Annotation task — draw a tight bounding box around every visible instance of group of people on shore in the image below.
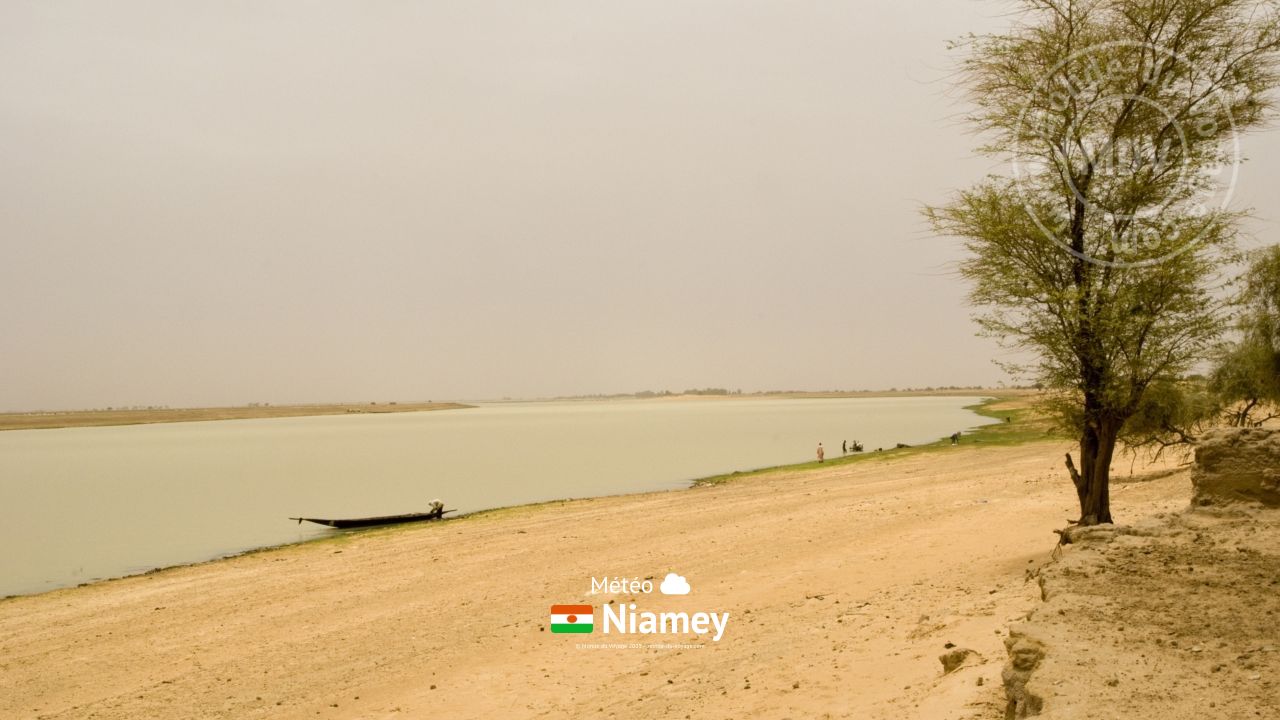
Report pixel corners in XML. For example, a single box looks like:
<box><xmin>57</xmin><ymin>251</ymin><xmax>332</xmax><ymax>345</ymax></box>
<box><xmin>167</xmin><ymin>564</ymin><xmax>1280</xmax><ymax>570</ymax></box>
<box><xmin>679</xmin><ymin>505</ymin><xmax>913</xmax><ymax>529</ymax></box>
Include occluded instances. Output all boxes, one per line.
<box><xmin>815</xmin><ymin>431</ymin><xmax>966</xmax><ymax>463</ymax></box>
<box><xmin>814</xmin><ymin>439</ymin><xmax>865</xmax><ymax>463</ymax></box>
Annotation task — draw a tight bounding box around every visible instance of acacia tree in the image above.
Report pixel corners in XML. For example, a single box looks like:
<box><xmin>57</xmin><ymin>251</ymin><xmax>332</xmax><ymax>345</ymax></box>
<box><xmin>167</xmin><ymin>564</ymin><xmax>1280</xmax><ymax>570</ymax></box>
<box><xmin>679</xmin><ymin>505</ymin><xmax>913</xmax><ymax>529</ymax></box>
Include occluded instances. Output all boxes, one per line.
<box><xmin>927</xmin><ymin>0</ymin><xmax>1280</xmax><ymax>525</ymax></box>
<box><xmin>1212</xmin><ymin>245</ymin><xmax>1280</xmax><ymax>425</ymax></box>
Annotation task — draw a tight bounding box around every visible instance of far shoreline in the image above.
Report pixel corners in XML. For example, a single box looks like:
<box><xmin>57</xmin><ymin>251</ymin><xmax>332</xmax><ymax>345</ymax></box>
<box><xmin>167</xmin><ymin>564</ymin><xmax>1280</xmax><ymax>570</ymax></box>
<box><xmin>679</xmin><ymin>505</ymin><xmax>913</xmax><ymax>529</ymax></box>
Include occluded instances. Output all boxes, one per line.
<box><xmin>524</xmin><ymin>387</ymin><xmax>1039</xmax><ymax>403</ymax></box>
<box><xmin>0</xmin><ymin>389</ymin><xmax>1035</xmax><ymax>432</ymax></box>
<box><xmin>0</xmin><ymin>401</ymin><xmax>474</xmax><ymax>432</ymax></box>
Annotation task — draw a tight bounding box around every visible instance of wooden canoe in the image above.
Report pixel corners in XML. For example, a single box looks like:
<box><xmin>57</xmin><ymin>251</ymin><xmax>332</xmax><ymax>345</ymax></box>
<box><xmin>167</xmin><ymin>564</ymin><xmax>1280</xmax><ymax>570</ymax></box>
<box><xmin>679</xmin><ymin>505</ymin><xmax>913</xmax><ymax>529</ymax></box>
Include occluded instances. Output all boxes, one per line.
<box><xmin>290</xmin><ymin>509</ymin><xmax>455</xmax><ymax>529</ymax></box>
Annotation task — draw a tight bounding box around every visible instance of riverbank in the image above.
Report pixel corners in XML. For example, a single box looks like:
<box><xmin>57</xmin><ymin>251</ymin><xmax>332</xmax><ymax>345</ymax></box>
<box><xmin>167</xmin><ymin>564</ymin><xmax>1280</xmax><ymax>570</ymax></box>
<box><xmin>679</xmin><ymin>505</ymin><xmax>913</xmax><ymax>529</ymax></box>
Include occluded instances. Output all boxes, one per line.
<box><xmin>0</xmin><ymin>435</ymin><xmax>1190</xmax><ymax>720</ymax></box>
<box><xmin>1004</xmin><ymin>504</ymin><xmax>1280</xmax><ymax>720</ymax></box>
<box><xmin>693</xmin><ymin>393</ymin><xmax>1052</xmax><ymax>485</ymax></box>
<box><xmin>0</xmin><ymin>402</ymin><xmax>473</xmax><ymax>432</ymax></box>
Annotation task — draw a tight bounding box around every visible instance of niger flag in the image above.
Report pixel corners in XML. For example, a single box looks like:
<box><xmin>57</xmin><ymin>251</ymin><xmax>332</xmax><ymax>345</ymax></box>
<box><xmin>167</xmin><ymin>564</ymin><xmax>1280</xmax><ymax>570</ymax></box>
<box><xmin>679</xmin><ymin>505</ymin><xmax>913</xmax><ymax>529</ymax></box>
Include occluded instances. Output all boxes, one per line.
<box><xmin>550</xmin><ymin>604</ymin><xmax>593</xmax><ymax>633</ymax></box>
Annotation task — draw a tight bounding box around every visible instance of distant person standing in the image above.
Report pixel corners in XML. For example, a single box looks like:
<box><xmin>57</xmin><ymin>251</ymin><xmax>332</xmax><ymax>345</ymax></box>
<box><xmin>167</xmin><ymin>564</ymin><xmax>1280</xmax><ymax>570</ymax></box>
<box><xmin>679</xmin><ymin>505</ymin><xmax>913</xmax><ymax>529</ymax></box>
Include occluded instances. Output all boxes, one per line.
<box><xmin>817</xmin><ymin>442</ymin><xmax>825</xmax><ymax>463</ymax></box>
<box><xmin>842</xmin><ymin>440</ymin><xmax>847</xmax><ymax>454</ymax></box>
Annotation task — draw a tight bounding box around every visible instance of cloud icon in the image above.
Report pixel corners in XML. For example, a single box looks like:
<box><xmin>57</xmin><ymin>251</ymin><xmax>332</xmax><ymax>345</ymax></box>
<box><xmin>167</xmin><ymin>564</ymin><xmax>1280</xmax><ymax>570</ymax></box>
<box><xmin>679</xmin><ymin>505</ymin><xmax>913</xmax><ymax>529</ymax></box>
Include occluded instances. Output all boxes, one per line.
<box><xmin>659</xmin><ymin>572</ymin><xmax>691</xmax><ymax>595</ymax></box>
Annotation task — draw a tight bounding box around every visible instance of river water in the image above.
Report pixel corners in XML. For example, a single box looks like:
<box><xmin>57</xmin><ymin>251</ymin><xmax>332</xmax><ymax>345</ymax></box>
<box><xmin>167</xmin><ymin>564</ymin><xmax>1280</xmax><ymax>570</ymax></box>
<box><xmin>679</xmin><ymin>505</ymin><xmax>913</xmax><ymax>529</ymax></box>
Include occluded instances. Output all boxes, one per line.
<box><xmin>0</xmin><ymin>396</ymin><xmax>993</xmax><ymax>596</ymax></box>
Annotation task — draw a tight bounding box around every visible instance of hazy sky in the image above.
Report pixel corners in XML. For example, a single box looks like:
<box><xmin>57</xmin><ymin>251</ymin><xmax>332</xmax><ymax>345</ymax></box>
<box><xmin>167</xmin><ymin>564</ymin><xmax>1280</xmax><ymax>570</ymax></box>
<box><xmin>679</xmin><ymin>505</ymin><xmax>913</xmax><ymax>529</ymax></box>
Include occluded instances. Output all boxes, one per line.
<box><xmin>3</xmin><ymin>1</ymin><xmax>1279</xmax><ymax>411</ymax></box>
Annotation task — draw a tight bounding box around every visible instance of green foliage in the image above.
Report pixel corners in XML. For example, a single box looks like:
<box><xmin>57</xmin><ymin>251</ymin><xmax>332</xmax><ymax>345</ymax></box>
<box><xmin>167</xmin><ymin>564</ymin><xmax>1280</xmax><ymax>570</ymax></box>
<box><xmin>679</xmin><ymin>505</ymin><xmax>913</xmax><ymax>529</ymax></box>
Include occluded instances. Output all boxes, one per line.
<box><xmin>1118</xmin><ymin>377</ymin><xmax>1217</xmax><ymax>448</ymax></box>
<box><xmin>1211</xmin><ymin>245</ymin><xmax>1280</xmax><ymax>424</ymax></box>
<box><xmin>682</xmin><ymin>388</ymin><xmax>731</xmax><ymax>396</ymax></box>
<box><xmin>927</xmin><ymin>0</ymin><xmax>1280</xmax><ymax>425</ymax></box>
<box><xmin>926</xmin><ymin>0</ymin><xmax>1280</xmax><ymax>523</ymax></box>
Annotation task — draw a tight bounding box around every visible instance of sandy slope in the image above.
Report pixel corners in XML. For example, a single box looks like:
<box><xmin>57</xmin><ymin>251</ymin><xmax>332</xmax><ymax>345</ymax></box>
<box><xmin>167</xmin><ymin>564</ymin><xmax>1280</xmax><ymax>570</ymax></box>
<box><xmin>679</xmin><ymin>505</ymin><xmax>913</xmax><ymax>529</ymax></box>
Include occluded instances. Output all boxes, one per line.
<box><xmin>0</xmin><ymin>441</ymin><xmax>1188</xmax><ymax>720</ymax></box>
<box><xmin>1010</xmin><ymin>503</ymin><xmax>1280</xmax><ymax>720</ymax></box>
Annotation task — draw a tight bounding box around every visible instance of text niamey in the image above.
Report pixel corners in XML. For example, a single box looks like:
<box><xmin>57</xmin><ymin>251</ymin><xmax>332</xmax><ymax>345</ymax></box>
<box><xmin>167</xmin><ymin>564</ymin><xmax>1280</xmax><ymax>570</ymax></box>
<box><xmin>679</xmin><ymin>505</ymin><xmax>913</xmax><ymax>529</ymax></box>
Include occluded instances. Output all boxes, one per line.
<box><xmin>602</xmin><ymin>603</ymin><xmax>730</xmax><ymax>642</ymax></box>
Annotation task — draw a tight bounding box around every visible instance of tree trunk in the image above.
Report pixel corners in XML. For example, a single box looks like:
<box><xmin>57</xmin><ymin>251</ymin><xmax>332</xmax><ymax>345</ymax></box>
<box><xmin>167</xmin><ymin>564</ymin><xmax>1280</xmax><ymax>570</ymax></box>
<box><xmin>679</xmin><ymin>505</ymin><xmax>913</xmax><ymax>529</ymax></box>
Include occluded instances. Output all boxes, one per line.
<box><xmin>1064</xmin><ymin>163</ymin><xmax>1118</xmax><ymax>525</ymax></box>
<box><xmin>1065</xmin><ymin>180</ymin><xmax>1115</xmax><ymax>525</ymax></box>
<box><xmin>1071</xmin><ymin>416</ymin><xmax>1117</xmax><ymax>526</ymax></box>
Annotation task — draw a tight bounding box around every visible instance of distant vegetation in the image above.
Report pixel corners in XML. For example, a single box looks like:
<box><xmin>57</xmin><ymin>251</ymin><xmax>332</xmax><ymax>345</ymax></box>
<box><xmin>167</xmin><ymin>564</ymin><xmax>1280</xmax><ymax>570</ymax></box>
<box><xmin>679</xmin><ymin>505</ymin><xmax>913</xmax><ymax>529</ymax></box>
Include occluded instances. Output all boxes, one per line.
<box><xmin>554</xmin><ymin>385</ymin><xmax>1033</xmax><ymax>401</ymax></box>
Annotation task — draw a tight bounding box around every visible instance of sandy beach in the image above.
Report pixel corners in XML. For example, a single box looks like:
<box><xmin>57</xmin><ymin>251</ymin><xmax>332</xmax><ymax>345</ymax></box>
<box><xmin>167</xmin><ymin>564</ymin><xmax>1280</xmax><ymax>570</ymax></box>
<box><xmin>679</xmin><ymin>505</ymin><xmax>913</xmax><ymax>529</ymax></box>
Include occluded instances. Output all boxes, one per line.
<box><xmin>0</xmin><ymin>438</ymin><xmax>1202</xmax><ymax>720</ymax></box>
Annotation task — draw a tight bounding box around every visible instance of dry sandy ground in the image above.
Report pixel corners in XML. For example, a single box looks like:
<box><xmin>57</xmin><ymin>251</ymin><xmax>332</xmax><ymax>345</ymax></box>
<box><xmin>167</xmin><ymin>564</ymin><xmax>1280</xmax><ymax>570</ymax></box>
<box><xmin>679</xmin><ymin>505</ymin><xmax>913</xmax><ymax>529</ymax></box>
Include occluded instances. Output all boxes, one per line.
<box><xmin>0</xmin><ymin>441</ymin><xmax>1191</xmax><ymax>720</ymax></box>
<box><xmin>1010</xmin><ymin>501</ymin><xmax>1280</xmax><ymax>720</ymax></box>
